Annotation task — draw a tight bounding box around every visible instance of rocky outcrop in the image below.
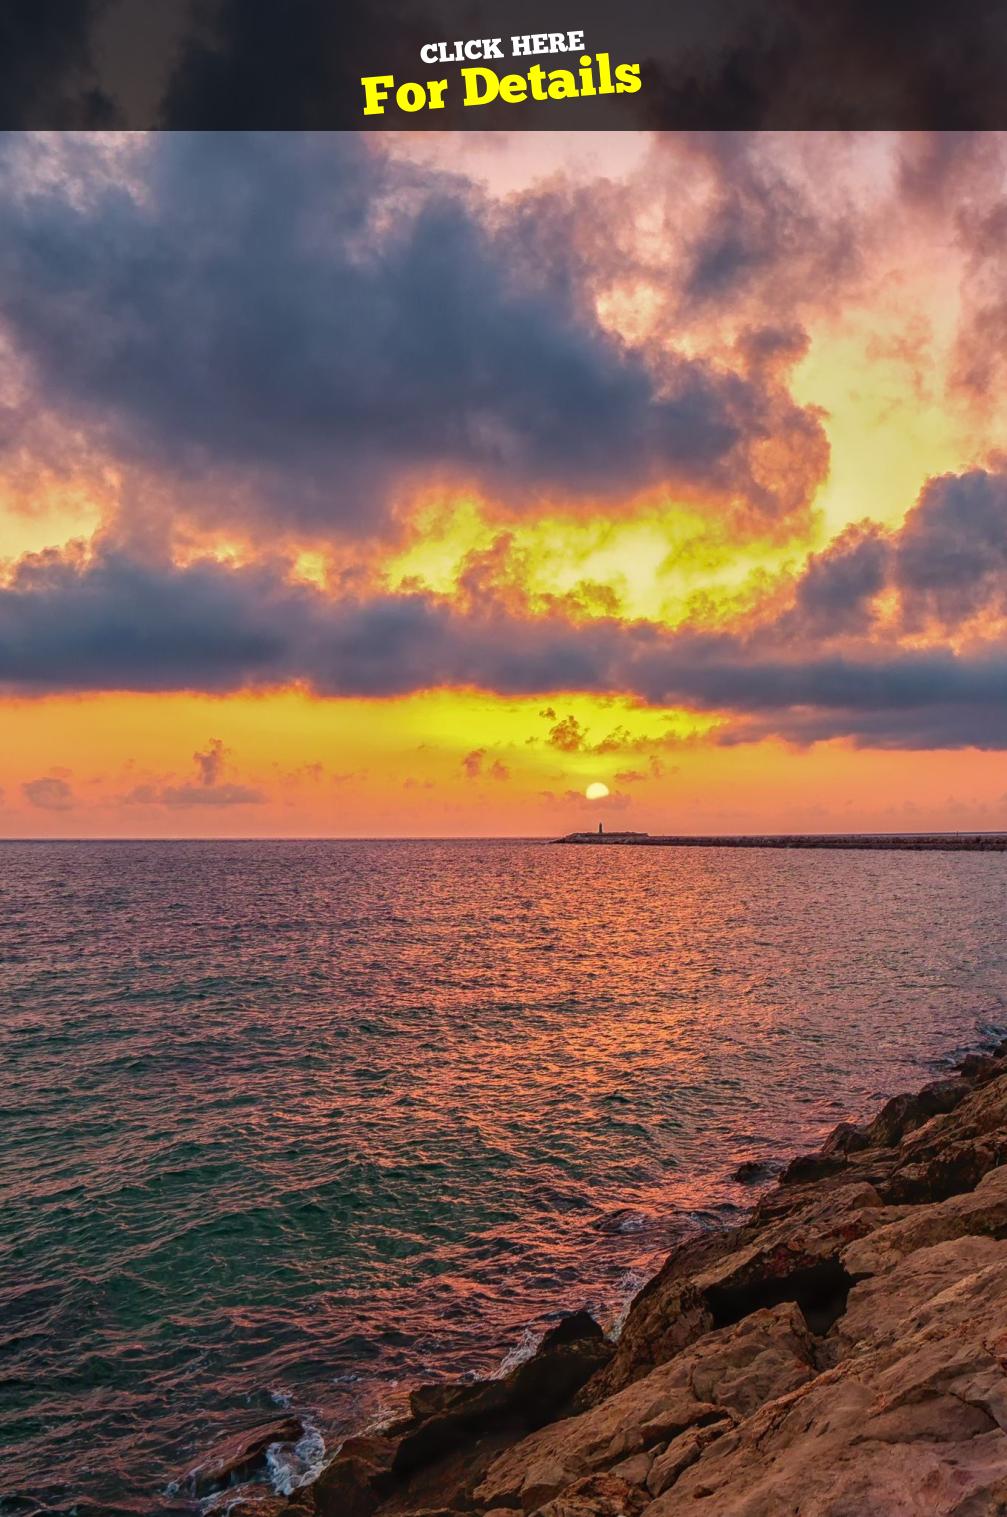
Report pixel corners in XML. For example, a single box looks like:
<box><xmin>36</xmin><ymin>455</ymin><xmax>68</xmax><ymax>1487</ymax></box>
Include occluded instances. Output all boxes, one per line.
<box><xmin>472</xmin><ymin>1301</ymin><xmax>815</xmax><ymax>1511</ymax></box>
<box><xmin>247</xmin><ymin>1039</ymin><xmax>1007</xmax><ymax>1516</ymax></box>
<box><xmin>307</xmin><ymin>1312</ymin><xmax>612</xmax><ymax>1516</ymax></box>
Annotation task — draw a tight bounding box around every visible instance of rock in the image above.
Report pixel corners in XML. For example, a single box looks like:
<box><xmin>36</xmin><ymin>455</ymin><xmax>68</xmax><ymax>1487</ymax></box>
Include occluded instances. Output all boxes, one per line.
<box><xmin>607</xmin><ymin>1449</ymin><xmax>653</xmax><ymax>1485</ymax></box>
<box><xmin>959</xmin><ymin>1053</ymin><xmax>1003</xmax><ymax>1084</ymax></box>
<box><xmin>310</xmin><ymin>1433</ymin><xmax>396</xmax><ymax>1517</ymax></box>
<box><xmin>865</xmin><ymin>1077</ymin><xmax>973</xmax><ymax>1146</ymax></box>
<box><xmin>575</xmin><ymin>1245</ymin><xmax>722</xmax><ymax>1407</ymax></box>
<box><xmin>692</xmin><ymin>1182</ymin><xmax>890</xmax><ymax>1333</ymax></box>
<box><xmin>209</xmin><ymin>1497</ymin><xmax>314</xmax><ymax>1517</ymax></box>
<box><xmin>779</xmin><ymin>1079</ymin><xmax>975</xmax><ymax>1189</ymax></box>
<box><xmin>732</xmin><ymin>1159</ymin><xmax>780</xmax><ymax>1184</ymax></box>
<box><xmin>590</xmin><ymin>1207</ymin><xmax>647</xmax><ymax>1234</ymax></box>
<box><xmin>182</xmin><ymin>1416</ymin><xmax>304</xmax><ymax>1498</ymax></box>
<box><xmin>531</xmin><ymin>1472</ymin><xmax>651</xmax><ymax>1515</ymax></box>
<box><xmin>779</xmin><ymin>1150</ymin><xmax>849</xmax><ymax>1185</ymax></box>
<box><xmin>834</xmin><ymin>1235</ymin><xmax>1007</xmax><ymax>1355</ymax></box>
<box><xmin>474</xmin><ymin>1302</ymin><xmax>814</xmax><ymax>1512</ymax></box>
<box><xmin>880</xmin><ymin>1071</ymin><xmax>1007</xmax><ymax>1203</ymax></box>
<box><xmin>843</xmin><ymin>1164</ymin><xmax>1007</xmax><ymax>1277</ymax></box>
<box><xmin>646</xmin><ymin>1417</ymin><xmax>731</xmax><ymax>1497</ymax></box>
<box><xmin>819</xmin><ymin>1120</ymin><xmax>870</xmax><ymax>1157</ymax></box>
<box><xmin>885</xmin><ymin>1134</ymin><xmax>1007</xmax><ymax>1204</ymax></box>
<box><xmin>390</xmin><ymin>1311</ymin><xmax>611</xmax><ymax>1478</ymax></box>
<box><xmin>648</xmin><ymin>1235</ymin><xmax>1007</xmax><ymax>1515</ymax></box>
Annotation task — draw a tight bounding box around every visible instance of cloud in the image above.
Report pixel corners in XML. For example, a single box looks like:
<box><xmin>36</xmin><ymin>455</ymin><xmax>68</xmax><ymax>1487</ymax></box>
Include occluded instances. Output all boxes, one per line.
<box><xmin>5</xmin><ymin>461</ymin><xmax>1007</xmax><ymax>749</ymax></box>
<box><xmin>546</xmin><ymin>715</ymin><xmax>586</xmax><ymax>752</ymax></box>
<box><xmin>22</xmin><ymin>774</ymin><xmax>74</xmax><ymax>810</ymax></box>
<box><xmin>157</xmin><ymin>781</ymin><xmax>264</xmax><ymax>807</ymax></box>
<box><xmin>790</xmin><ymin>523</ymin><xmax>892</xmax><ymax>637</ymax></box>
<box><xmin>461</xmin><ymin>749</ymin><xmax>484</xmax><ymax>778</ymax></box>
<box><xmin>542</xmin><ymin>712</ymin><xmax>683</xmax><ymax>758</ymax></box>
<box><xmin>461</xmin><ymin>748</ymin><xmax>509</xmax><ymax>780</ymax></box>
<box><xmin>159</xmin><ymin>0</ymin><xmax>429</xmax><ymax>129</ymax></box>
<box><xmin>193</xmin><ymin>737</ymin><xmax>226</xmax><ymax>787</ymax></box>
<box><xmin>123</xmin><ymin>737</ymin><xmax>265</xmax><ymax>806</ymax></box>
<box><xmin>894</xmin><ymin>469</ymin><xmax>1007</xmax><ymax>629</ymax></box>
<box><xmin>3</xmin><ymin>1</ymin><xmax>1005</xmax><ymax>134</ymax></box>
<box><xmin>0</xmin><ymin>132</ymin><xmax>829</xmax><ymax>545</ymax></box>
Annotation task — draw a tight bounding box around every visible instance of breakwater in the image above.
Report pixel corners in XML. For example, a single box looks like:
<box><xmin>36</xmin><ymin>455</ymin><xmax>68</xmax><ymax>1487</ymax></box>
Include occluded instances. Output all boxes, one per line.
<box><xmin>556</xmin><ymin>830</ymin><xmax>1007</xmax><ymax>851</ymax></box>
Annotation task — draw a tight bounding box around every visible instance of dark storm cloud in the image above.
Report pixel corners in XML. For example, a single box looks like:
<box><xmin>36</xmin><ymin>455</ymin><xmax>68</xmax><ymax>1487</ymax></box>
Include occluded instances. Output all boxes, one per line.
<box><xmin>719</xmin><ymin>700</ymin><xmax>1007</xmax><ymax>753</ymax></box>
<box><xmin>6</xmin><ymin>523</ymin><xmax>1007</xmax><ymax>748</ymax></box>
<box><xmin>895</xmin><ymin>469</ymin><xmax>1007</xmax><ymax>628</ymax></box>
<box><xmin>0</xmin><ymin>548</ymin><xmax>306</xmax><ymax>692</ymax></box>
<box><xmin>0</xmin><ymin>132</ymin><xmax>827</xmax><ymax>539</ymax></box>
<box><xmin>790</xmin><ymin>524</ymin><xmax>893</xmax><ymax>637</ymax></box>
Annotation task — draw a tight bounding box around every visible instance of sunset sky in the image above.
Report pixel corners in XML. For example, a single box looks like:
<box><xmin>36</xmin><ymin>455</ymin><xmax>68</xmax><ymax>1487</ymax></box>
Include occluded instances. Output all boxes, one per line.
<box><xmin>2</xmin><ymin>129</ymin><xmax>1007</xmax><ymax>837</ymax></box>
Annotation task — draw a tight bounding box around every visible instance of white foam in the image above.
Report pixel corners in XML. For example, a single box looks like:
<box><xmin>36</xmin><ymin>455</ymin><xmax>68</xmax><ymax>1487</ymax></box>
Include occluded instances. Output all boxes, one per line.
<box><xmin>607</xmin><ymin>1269</ymin><xmax>649</xmax><ymax>1341</ymax></box>
<box><xmin>492</xmin><ymin>1324</ymin><xmax>540</xmax><ymax>1379</ymax></box>
<box><xmin>265</xmin><ymin>1423</ymin><xmax>326</xmax><ymax>1496</ymax></box>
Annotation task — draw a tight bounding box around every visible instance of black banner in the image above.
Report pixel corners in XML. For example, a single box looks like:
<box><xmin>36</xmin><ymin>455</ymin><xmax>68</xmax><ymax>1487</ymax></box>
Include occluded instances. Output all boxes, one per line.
<box><xmin>3</xmin><ymin>0</ymin><xmax>1006</xmax><ymax>130</ymax></box>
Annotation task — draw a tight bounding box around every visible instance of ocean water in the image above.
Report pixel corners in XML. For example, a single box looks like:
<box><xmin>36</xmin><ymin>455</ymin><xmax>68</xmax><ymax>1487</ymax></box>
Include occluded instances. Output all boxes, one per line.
<box><xmin>3</xmin><ymin>839</ymin><xmax>1007</xmax><ymax>1514</ymax></box>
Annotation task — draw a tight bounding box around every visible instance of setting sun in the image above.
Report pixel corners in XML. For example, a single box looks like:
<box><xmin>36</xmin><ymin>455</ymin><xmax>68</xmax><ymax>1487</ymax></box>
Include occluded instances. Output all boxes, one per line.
<box><xmin>585</xmin><ymin>782</ymin><xmax>610</xmax><ymax>800</ymax></box>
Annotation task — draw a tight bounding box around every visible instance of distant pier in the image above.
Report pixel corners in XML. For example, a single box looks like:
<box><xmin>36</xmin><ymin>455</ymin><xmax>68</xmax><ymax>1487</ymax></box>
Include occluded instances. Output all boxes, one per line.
<box><xmin>554</xmin><ymin>831</ymin><xmax>1007</xmax><ymax>852</ymax></box>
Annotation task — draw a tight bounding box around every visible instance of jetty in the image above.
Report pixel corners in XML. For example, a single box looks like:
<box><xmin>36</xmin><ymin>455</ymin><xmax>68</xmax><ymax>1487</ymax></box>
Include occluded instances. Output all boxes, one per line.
<box><xmin>554</xmin><ymin>830</ymin><xmax>1007</xmax><ymax>851</ymax></box>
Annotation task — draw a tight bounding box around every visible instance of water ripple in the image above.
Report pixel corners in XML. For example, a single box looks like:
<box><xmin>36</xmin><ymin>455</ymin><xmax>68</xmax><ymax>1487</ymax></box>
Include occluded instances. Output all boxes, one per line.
<box><xmin>2</xmin><ymin>839</ymin><xmax>1006</xmax><ymax>1513</ymax></box>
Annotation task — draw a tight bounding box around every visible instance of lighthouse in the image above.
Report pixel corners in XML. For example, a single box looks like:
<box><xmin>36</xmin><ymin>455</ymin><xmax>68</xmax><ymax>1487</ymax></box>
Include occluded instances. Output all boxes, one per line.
<box><xmin>598</xmin><ymin>821</ymin><xmax>603</xmax><ymax>835</ymax></box>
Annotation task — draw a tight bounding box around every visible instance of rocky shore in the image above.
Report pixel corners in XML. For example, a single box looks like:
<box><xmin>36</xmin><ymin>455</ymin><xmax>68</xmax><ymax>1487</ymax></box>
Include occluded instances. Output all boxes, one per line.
<box><xmin>196</xmin><ymin>1041</ymin><xmax>1007</xmax><ymax>1516</ymax></box>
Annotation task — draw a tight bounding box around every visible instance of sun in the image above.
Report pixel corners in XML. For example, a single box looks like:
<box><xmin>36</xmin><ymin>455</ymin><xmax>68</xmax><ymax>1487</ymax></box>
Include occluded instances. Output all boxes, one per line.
<box><xmin>585</xmin><ymin>782</ymin><xmax>610</xmax><ymax>800</ymax></box>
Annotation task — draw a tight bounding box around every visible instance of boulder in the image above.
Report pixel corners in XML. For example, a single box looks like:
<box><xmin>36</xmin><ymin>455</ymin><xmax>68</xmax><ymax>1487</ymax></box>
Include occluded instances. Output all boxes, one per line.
<box><xmin>208</xmin><ymin>1497</ymin><xmax>314</xmax><ymax>1517</ymax></box>
<box><xmin>732</xmin><ymin>1159</ymin><xmax>781</xmax><ymax>1184</ymax></box>
<box><xmin>779</xmin><ymin>1078</ymin><xmax>975</xmax><ymax>1188</ymax></box>
<box><xmin>843</xmin><ymin>1165</ymin><xmax>1007</xmax><ymax>1278</ymax></box>
<box><xmin>574</xmin><ymin>1237</ymin><xmax>725</xmax><ymax>1407</ymax></box>
<box><xmin>880</xmin><ymin>1072</ymin><xmax>1007</xmax><ymax>1203</ymax></box>
<box><xmin>310</xmin><ymin>1433</ymin><xmax>397</xmax><ymax>1517</ymax></box>
<box><xmin>819</xmin><ymin>1119</ymin><xmax>870</xmax><ymax>1158</ymax></box>
<box><xmin>182</xmin><ymin>1416</ymin><xmax>304</xmax><ymax>1497</ymax></box>
<box><xmin>646</xmin><ymin>1417</ymin><xmax>732</xmax><ymax>1497</ymax></box>
<box><xmin>864</xmin><ymin>1077</ymin><xmax>972</xmax><ymax>1146</ymax></box>
<box><xmin>834</xmin><ymin>1235</ymin><xmax>1007</xmax><ymax>1354</ymax></box>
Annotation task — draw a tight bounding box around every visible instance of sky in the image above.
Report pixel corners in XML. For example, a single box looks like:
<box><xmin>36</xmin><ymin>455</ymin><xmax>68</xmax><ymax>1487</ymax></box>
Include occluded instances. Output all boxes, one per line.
<box><xmin>2</xmin><ymin>129</ymin><xmax>1007</xmax><ymax>837</ymax></box>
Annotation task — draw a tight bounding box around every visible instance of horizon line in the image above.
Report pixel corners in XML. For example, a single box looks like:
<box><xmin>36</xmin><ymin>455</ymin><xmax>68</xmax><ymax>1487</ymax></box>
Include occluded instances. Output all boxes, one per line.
<box><xmin>3</xmin><ymin>829</ymin><xmax>1007</xmax><ymax>844</ymax></box>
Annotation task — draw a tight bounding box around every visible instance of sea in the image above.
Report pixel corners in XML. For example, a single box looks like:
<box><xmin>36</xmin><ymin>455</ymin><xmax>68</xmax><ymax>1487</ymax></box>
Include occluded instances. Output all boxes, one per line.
<box><xmin>3</xmin><ymin>838</ymin><xmax>1007</xmax><ymax>1514</ymax></box>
